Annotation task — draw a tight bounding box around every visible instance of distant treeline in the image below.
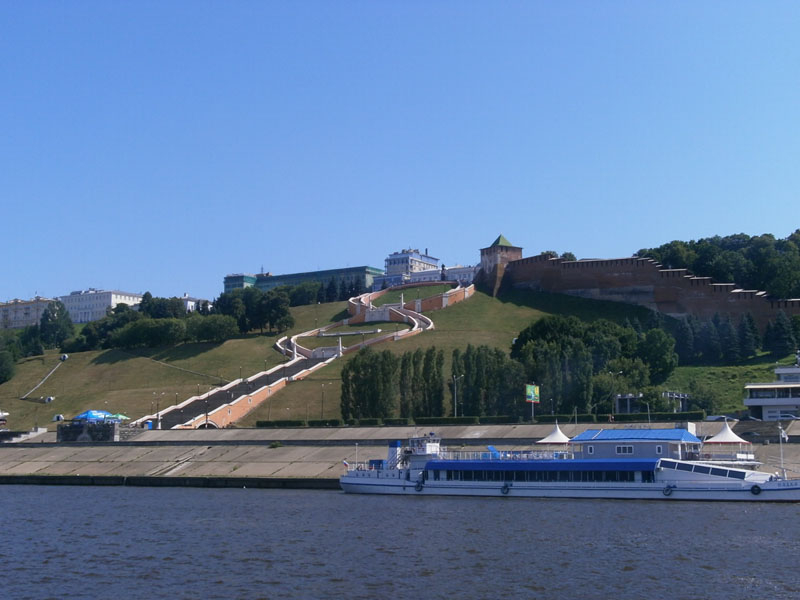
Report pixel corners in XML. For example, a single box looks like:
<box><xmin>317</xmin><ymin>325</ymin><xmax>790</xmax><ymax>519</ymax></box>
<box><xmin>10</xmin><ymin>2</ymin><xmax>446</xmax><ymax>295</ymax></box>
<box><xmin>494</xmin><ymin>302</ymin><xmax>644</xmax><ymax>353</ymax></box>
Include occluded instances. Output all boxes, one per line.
<box><xmin>1</xmin><ymin>275</ymin><xmax>363</xmax><ymax>365</ymax></box>
<box><xmin>639</xmin><ymin>230</ymin><xmax>800</xmax><ymax>299</ymax></box>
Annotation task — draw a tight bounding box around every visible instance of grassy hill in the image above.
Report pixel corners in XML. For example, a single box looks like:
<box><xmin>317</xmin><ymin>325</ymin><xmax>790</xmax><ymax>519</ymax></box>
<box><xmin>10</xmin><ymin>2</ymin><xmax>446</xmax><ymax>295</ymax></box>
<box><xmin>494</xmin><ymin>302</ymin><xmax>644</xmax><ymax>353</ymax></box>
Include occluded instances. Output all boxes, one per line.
<box><xmin>0</xmin><ymin>288</ymin><xmax>785</xmax><ymax>430</ymax></box>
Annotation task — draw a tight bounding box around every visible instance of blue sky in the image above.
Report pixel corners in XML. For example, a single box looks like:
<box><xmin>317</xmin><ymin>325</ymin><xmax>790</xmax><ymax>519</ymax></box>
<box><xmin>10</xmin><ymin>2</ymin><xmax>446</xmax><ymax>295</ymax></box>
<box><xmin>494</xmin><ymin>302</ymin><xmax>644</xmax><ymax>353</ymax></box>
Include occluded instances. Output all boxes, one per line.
<box><xmin>3</xmin><ymin>2</ymin><xmax>799</xmax><ymax>302</ymax></box>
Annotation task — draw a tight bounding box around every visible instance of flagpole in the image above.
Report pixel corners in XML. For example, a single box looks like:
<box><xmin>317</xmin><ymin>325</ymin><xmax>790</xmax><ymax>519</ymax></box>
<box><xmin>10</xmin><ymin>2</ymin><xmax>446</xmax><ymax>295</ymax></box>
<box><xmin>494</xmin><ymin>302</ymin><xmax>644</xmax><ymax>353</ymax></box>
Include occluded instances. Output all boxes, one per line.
<box><xmin>779</xmin><ymin>424</ymin><xmax>787</xmax><ymax>479</ymax></box>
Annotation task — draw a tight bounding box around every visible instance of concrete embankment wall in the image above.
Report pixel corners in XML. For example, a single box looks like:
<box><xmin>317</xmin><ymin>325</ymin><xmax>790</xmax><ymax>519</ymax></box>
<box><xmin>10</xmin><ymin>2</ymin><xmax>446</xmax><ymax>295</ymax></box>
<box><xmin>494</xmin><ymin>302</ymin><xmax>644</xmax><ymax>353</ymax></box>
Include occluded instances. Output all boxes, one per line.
<box><xmin>2</xmin><ymin>424</ymin><xmax>799</xmax><ymax>488</ymax></box>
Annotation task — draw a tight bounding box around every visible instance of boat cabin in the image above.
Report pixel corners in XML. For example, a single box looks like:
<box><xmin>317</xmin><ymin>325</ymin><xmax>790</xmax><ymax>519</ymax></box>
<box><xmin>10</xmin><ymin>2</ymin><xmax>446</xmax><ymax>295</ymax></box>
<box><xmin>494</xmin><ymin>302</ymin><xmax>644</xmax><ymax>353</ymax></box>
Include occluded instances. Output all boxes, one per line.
<box><xmin>569</xmin><ymin>428</ymin><xmax>702</xmax><ymax>461</ymax></box>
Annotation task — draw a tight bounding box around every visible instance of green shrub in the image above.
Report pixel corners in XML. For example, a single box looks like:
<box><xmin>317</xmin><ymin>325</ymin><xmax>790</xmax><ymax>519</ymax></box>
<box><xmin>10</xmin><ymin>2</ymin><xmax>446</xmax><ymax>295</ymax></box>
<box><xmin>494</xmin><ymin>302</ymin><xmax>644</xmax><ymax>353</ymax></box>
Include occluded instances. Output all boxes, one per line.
<box><xmin>414</xmin><ymin>416</ymin><xmax>480</xmax><ymax>425</ymax></box>
<box><xmin>479</xmin><ymin>415</ymin><xmax>521</xmax><ymax>425</ymax></box>
<box><xmin>255</xmin><ymin>419</ymin><xmax>307</xmax><ymax>428</ymax></box>
<box><xmin>383</xmin><ymin>418</ymin><xmax>414</xmax><ymax>426</ymax></box>
<box><xmin>597</xmin><ymin>411</ymin><xmax>705</xmax><ymax>423</ymax></box>
<box><xmin>535</xmin><ymin>414</ymin><xmax>597</xmax><ymax>424</ymax></box>
<box><xmin>306</xmin><ymin>419</ymin><xmax>342</xmax><ymax>427</ymax></box>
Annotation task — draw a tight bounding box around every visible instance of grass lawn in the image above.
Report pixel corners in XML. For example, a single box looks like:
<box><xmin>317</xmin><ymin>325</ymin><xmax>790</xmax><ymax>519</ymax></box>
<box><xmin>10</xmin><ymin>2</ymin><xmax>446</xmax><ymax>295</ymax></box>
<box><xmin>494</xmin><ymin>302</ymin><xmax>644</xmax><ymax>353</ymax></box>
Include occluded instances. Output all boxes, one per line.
<box><xmin>2</xmin><ymin>287</ymin><xmax>789</xmax><ymax>429</ymax></box>
<box><xmin>371</xmin><ymin>284</ymin><xmax>454</xmax><ymax>307</ymax></box>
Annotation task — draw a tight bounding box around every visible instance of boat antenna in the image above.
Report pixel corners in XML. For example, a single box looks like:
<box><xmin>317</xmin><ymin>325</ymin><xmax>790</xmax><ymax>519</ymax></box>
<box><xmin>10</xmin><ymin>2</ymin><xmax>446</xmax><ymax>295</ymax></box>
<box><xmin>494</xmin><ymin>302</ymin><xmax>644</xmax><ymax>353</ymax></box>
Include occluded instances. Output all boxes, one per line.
<box><xmin>778</xmin><ymin>423</ymin><xmax>788</xmax><ymax>479</ymax></box>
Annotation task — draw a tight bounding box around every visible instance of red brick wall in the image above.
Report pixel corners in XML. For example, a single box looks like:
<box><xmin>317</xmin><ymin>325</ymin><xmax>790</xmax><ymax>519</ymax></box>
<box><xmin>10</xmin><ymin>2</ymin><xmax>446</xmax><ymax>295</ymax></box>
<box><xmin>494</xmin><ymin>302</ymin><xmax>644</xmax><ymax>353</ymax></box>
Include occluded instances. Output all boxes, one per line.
<box><xmin>507</xmin><ymin>254</ymin><xmax>800</xmax><ymax>332</ymax></box>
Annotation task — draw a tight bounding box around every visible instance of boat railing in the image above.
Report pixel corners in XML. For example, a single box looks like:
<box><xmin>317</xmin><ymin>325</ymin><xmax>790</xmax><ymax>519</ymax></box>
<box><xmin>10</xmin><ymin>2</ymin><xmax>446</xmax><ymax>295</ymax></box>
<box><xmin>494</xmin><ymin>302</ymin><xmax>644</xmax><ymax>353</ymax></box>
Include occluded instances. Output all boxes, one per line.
<box><xmin>692</xmin><ymin>450</ymin><xmax>757</xmax><ymax>462</ymax></box>
<box><xmin>435</xmin><ymin>450</ymin><xmax>574</xmax><ymax>461</ymax></box>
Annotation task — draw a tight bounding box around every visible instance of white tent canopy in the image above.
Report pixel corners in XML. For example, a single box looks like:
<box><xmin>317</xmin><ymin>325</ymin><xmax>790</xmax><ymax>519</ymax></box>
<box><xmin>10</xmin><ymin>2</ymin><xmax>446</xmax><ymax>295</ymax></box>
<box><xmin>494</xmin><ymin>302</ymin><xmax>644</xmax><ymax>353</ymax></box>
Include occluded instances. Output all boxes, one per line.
<box><xmin>704</xmin><ymin>420</ymin><xmax>750</xmax><ymax>445</ymax></box>
<box><xmin>536</xmin><ymin>422</ymin><xmax>571</xmax><ymax>444</ymax></box>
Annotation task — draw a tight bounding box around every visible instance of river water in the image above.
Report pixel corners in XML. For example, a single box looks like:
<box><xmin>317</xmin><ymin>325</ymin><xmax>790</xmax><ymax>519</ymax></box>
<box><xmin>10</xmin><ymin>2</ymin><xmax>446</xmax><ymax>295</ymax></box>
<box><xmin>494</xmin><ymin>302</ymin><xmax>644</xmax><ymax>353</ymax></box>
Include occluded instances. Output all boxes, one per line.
<box><xmin>2</xmin><ymin>485</ymin><xmax>799</xmax><ymax>600</ymax></box>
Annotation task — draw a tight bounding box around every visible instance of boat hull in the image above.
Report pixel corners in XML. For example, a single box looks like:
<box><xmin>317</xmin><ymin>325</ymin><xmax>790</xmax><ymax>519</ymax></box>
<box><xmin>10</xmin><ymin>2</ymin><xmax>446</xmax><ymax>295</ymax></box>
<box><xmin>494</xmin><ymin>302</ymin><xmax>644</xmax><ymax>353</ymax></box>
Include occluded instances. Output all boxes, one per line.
<box><xmin>339</xmin><ymin>477</ymin><xmax>800</xmax><ymax>501</ymax></box>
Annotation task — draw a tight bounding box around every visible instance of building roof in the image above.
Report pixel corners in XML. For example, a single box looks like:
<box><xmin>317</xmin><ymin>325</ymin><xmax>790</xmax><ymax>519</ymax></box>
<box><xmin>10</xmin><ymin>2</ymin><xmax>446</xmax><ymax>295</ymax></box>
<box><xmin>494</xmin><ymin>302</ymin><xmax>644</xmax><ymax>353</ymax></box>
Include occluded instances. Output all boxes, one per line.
<box><xmin>490</xmin><ymin>234</ymin><xmax>514</xmax><ymax>248</ymax></box>
<box><xmin>570</xmin><ymin>428</ymin><xmax>702</xmax><ymax>444</ymax></box>
<box><xmin>703</xmin><ymin>421</ymin><xmax>750</xmax><ymax>444</ymax></box>
<box><xmin>535</xmin><ymin>422</ymin><xmax>571</xmax><ymax>444</ymax></box>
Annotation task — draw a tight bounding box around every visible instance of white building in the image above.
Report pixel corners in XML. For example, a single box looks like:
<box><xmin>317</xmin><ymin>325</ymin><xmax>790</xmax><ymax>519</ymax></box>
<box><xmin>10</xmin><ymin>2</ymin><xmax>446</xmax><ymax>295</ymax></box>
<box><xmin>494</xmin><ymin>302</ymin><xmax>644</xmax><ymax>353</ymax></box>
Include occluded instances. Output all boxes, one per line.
<box><xmin>0</xmin><ymin>297</ymin><xmax>54</xmax><ymax>329</ymax></box>
<box><xmin>743</xmin><ymin>355</ymin><xmax>800</xmax><ymax>420</ymax></box>
<box><xmin>59</xmin><ymin>289</ymin><xmax>143</xmax><ymax>324</ymax></box>
<box><xmin>180</xmin><ymin>293</ymin><xmax>210</xmax><ymax>312</ymax></box>
<box><xmin>385</xmin><ymin>248</ymin><xmax>439</xmax><ymax>277</ymax></box>
<box><xmin>442</xmin><ymin>264</ymin><xmax>480</xmax><ymax>285</ymax></box>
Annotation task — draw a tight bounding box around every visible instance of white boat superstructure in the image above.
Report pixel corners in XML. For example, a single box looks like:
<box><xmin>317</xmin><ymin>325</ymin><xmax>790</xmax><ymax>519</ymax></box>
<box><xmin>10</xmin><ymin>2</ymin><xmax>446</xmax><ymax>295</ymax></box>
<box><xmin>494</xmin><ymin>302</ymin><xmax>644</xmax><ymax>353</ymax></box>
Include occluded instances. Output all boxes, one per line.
<box><xmin>340</xmin><ymin>429</ymin><xmax>800</xmax><ymax>501</ymax></box>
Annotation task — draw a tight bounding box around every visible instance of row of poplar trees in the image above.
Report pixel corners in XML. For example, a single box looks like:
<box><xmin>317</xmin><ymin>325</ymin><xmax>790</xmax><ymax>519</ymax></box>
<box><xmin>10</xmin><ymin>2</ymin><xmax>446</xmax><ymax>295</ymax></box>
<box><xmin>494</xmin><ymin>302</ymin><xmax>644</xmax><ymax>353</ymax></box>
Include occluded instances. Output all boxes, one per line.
<box><xmin>339</xmin><ymin>344</ymin><xmax>527</xmax><ymax>421</ymax></box>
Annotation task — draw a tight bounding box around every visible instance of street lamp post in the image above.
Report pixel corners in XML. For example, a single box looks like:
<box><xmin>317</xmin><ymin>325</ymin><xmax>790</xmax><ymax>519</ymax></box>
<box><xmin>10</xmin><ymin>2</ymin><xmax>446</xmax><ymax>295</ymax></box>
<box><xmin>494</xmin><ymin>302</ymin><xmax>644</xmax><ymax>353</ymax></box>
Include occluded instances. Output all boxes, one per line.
<box><xmin>321</xmin><ymin>383</ymin><xmax>327</xmax><ymax>420</ymax></box>
<box><xmin>452</xmin><ymin>374</ymin><xmax>464</xmax><ymax>418</ymax></box>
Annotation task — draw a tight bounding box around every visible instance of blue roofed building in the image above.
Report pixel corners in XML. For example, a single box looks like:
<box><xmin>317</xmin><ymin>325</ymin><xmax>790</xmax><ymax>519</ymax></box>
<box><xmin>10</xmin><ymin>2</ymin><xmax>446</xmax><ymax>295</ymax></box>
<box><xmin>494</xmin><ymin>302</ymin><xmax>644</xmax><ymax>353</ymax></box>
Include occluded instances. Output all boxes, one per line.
<box><xmin>569</xmin><ymin>427</ymin><xmax>702</xmax><ymax>461</ymax></box>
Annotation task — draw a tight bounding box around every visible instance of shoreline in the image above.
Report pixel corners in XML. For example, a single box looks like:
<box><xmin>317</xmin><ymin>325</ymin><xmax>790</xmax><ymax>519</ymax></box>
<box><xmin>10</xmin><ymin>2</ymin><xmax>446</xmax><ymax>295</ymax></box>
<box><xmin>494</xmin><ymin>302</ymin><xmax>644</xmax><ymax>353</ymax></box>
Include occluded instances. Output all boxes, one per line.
<box><xmin>0</xmin><ymin>474</ymin><xmax>340</xmax><ymax>489</ymax></box>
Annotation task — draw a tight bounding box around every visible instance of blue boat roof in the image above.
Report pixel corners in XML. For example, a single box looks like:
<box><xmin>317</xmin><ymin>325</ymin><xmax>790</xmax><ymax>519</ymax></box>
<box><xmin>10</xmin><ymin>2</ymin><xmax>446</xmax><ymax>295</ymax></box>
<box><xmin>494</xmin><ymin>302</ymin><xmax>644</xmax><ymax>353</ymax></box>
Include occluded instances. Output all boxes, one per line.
<box><xmin>570</xmin><ymin>428</ymin><xmax>702</xmax><ymax>443</ymax></box>
<box><xmin>425</xmin><ymin>458</ymin><xmax>659</xmax><ymax>472</ymax></box>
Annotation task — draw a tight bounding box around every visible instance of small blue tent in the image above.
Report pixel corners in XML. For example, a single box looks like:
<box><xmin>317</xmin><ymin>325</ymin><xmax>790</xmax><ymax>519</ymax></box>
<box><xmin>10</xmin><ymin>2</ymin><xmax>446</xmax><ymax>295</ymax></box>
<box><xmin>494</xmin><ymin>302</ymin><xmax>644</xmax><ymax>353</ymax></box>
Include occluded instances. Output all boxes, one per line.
<box><xmin>72</xmin><ymin>410</ymin><xmax>113</xmax><ymax>422</ymax></box>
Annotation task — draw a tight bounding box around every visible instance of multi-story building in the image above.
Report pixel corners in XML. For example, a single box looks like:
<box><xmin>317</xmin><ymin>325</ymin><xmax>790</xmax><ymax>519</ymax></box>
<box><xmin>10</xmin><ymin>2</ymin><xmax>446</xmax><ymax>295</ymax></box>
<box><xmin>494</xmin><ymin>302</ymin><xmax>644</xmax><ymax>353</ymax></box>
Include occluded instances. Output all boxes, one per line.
<box><xmin>385</xmin><ymin>248</ymin><xmax>439</xmax><ymax>276</ymax></box>
<box><xmin>744</xmin><ymin>356</ymin><xmax>800</xmax><ymax>420</ymax></box>
<box><xmin>373</xmin><ymin>249</ymin><xmax>441</xmax><ymax>289</ymax></box>
<box><xmin>224</xmin><ymin>266</ymin><xmax>384</xmax><ymax>295</ymax></box>
<box><xmin>59</xmin><ymin>289</ymin><xmax>143</xmax><ymax>324</ymax></box>
<box><xmin>223</xmin><ymin>274</ymin><xmax>257</xmax><ymax>293</ymax></box>
<box><xmin>0</xmin><ymin>297</ymin><xmax>54</xmax><ymax>329</ymax></box>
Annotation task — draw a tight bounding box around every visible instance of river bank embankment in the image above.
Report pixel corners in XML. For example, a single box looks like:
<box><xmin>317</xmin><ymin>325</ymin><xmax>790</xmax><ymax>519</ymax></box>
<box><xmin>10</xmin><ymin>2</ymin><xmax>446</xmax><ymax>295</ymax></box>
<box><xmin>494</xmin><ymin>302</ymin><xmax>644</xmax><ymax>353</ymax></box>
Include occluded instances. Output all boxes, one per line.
<box><xmin>1</xmin><ymin>422</ymin><xmax>798</xmax><ymax>489</ymax></box>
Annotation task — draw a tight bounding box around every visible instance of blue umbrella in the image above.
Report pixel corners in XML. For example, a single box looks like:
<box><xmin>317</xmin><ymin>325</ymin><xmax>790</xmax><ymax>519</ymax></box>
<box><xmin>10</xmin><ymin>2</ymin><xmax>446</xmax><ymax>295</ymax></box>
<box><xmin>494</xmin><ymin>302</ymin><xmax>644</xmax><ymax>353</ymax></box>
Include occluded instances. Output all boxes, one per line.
<box><xmin>72</xmin><ymin>410</ymin><xmax>113</xmax><ymax>422</ymax></box>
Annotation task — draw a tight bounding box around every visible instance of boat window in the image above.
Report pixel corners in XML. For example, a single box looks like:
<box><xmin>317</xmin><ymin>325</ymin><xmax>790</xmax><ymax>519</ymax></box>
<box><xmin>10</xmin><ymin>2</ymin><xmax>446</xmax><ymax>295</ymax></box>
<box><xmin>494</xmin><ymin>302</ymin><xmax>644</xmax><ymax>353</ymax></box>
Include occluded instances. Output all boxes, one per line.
<box><xmin>616</xmin><ymin>445</ymin><xmax>634</xmax><ymax>455</ymax></box>
<box><xmin>728</xmin><ymin>471</ymin><xmax>746</xmax><ymax>480</ymax></box>
<box><xmin>641</xmin><ymin>470</ymin><xmax>654</xmax><ymax>483</ymax></box>
<box><xmin>710</xmin><ymin>468</ymin><xmax>728</xmax><ymax>477</ymax></box>
<box><xmin>587</xmin><ymin>445</ymin><xmax>594</xmax><ymax>455</ymax></box>
<box><xmin>676</xmin><ymin>463</ymin><xmax>693</xmax><ymax>472</ymax></box>
<box><xmin>693</xmin><ymin>465</ymin><xmax>711</xmax><ymax>474</ymax></box>
<box><xmin>660</xmin><ymin>461</ymin><xmax>676</xmax><ymax>470</ymax></box>
<box><xmin>656</xmin><ymin>445</ymin><xmax>662</xmax><ymax>455</ymax></box>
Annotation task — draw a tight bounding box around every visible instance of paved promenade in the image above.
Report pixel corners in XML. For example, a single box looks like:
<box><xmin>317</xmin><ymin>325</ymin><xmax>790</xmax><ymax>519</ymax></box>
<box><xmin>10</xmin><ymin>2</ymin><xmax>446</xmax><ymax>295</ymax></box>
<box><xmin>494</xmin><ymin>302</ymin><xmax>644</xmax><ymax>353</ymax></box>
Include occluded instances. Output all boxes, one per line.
<box><xmin>1</xmin><ymin>423</ymin><xmax>799</xmax><ymax>486</ymax></box>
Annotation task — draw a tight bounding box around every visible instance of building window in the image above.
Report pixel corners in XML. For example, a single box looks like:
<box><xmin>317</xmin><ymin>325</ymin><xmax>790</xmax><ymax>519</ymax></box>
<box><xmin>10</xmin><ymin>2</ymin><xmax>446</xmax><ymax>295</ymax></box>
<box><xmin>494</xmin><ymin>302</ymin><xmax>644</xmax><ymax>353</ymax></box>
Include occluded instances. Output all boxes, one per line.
<box><xmin>587</xmin><ymin>445</ymin><xmax>594</xmax><ymax>455</ymax></box>
<box><xmin>615</xmin><ymin>445</ymin><xmax>634</xmax><ymax>455</ymax></box>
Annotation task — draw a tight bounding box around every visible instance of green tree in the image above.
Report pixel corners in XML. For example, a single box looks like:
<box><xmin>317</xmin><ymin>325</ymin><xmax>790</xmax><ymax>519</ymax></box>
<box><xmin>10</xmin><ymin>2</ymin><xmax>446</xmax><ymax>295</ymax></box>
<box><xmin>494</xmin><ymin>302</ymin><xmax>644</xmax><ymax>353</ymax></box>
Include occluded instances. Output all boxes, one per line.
<box><xmin>39</xmin><ymin>301</ymin><xmax>74</xmax><ymax>348</ymax></box>
<box><xmin>213</xmin><ymin>291</ymin><xmax>247</xmax><ymax>333</ymax></box>
<box><xmin>340</xmin><ymin>348</ymin><xmax>399</xmax><ymax>419</ymax></box>
<box><xmin>767</xmin><ymin>311</ymin><xmax>797</xmax><ymax>357</ymax></box>
<box><xmin>716</xmin><ymin>316</ymin><xmax>740</xmax><ymax>365</ymax></box>
<box><xmin>186</xmin><ymin>314</ymin><xmax>239</xmax><ymax>343</ymax></box>
<box><xmin>19</xmin><ymin>325</ymin><xmax>43</xmax><ymax>357</ymax></box>
<box><xmin>411</xmin><ymin>348</ymin><xmax>425</xmax><ymax>416</ymax></box>
<box><xmin>636</xmin><ymin>329</ymin><xmax>678</xmax><ymax>384</ymax></box>
<box><xmin>399</xmin><ymin>351</ymin><xmax>413</xmax><ymax>418</ymax></box>
<box><xmin>265</xmin><ymin>290</ymin><xmax>293</xmax><ymax>332</ymax></box>
<box><xmin>325</xmin><ymin>278</ymin><xmax>338</xmax><ymax>303</ymax></box>
<box><xmin>289</xmin><ymin>282</ymin><xmax>322</xmax><ymax>307</ymax></box>
<box><xmin>737</xmin><ymin>313</ymin><xmax>759</xmax><ymax>359</ymax></box>
<box><xmin>0</xmin><ymin>350</ymin><xmax>15</xmax><ymax>384</ymax></box>
<box><xmin>674</xmin><ymin>318</ymin><xmax>695</xmax><ymax>364</ymax></box>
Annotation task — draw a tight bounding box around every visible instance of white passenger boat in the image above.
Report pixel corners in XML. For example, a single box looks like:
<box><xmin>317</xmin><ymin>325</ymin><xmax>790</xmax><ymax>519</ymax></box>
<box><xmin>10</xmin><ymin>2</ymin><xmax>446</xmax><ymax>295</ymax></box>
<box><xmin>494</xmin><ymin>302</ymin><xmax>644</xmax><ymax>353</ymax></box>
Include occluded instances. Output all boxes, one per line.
<box><xmin>340</xmin><ymin>427</ymin><xmax>800</xmax><ymax>501</ymax></box>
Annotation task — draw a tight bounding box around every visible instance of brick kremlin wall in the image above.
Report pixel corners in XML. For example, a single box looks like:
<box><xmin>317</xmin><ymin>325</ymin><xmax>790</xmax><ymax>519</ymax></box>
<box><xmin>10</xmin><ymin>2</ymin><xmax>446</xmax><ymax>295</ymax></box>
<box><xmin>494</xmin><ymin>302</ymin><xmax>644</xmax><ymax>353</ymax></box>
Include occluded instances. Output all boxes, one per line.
<box><xmin>506</xmin><ymin>254</ymin><xmax>800</xmax><ymax>332</ymax></box>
